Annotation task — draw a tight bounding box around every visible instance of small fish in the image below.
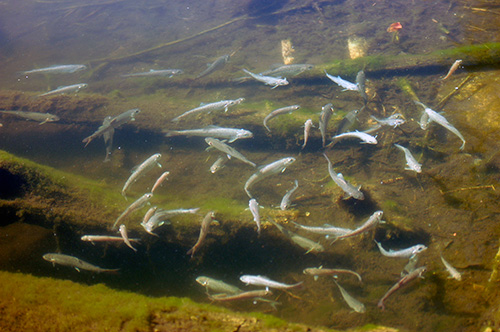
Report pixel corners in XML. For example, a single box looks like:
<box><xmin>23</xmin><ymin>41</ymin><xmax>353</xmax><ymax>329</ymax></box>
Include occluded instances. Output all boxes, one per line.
<box><xmin>370</xmin><ymin>113</ymin><xmax>405</xmax><ymax>128</ymax></box>
<box><xmin>303</xmin><ymin>266</ymin><xmax>362</xmax><ymax>283</ymax></box>
<box><xmin>187</xmin><ymin>211</ymin><xmax>216</xmax><ymax>257</ymax></box>
<box><xmin>141</xmin><ymin>208</ymin><xmax>199</xmax><ymax>235</ymax></box>
<box><xmin>244</xmin><ymin>157</ymin><xmax>296</xmax><ymax>198</ymax></box>
<box><xmin>119</xmin><ymin>224</ymin><xmax>137</xmax><ymax>252</ymax></box>
<box><xmin>0</xmin><ymin>110</ymin><xmax>59</xmax><ymax>124</ymax></box>
<box><xmin>280</xmin><ymin>180</ymin><xmax>299</xmax><ymax>210</ymax></box>
<box><xmin>20</xmin><ymin>64</ymin><xmax>87</xmax><ymax>75</ymax></box>
<box><xmin>331</xmin><ymin>130</ymin><xmax>377</xmax><ymax>144</ymax></box>
<box><xmin>43</xmin><ymin>253</ymin><xmax>119</xmax><ymax>273</ymax></box>
<box><xmin>121</xmin><ymin>153</ymin><xmax>162</xmax><ymax>198</ymax></box>
<box><xmin>335</xmin><ymin>109</ymin><xmax>360</xmax><ymax>135</ymax></box>
<box><xmin>323</xmin><ymin>153</ymin><xmax>364</xmax><ymax>200</ymax></box>
<box><xmin>172</xmin><ymin>98</ymin><xmax>244</xmax><ymax>122</ymax></box>
<box><xmin>242</xmin><ymin>69</ymin><xmax>288</xmax><ymax>89</ymax></box>
<box><xmin>81</xmin><ymin>235</ymin><xmax>140</xmax><ymax>243</ymax></box>
<box><xmin>302</xmin><ymin>119</ymin><xmax>314</xmax><ymax>149</ymax></box>
<box><xmin>442</xmin><ymin>59</ymin><xmax>462</xmax><ymax>80</ymax></box>
<box><xmin>319</xmin><ymin>103</ymin><xmax>334</xmax><ymax>147</ymax></box>
<box><xmin>441</xmin><ymin>255</ymin><xmax>462</xmax><ymax>281</ymax></box>
<box><xmin>325</xmin><ymin>70</ymin><xmax>358</xmax><ymax>91</ymax></box>
<box><xmin>205</xmin><ymin>137</ymin><xmax>256</xmax><ymax>167</ymax></box>
<box><xmin>334</xmin><ymin>211</ymin><xmax>384</xmax><ymax>241</ymax></box>
<box><xmin>260</xmin><ymin>64</ymin><xmax>314</xmax><ymax>77</ymax></box>
<box><xmin>268</xmin><ymin>218</ymin><xmax>325</xmax><ymax>254</ymax></box>
<box><xmin>210</xmin><ymin>155</ymin><xmax>228</xmax><ymax>173</ymax></box>
<box><xmin>122</xmin><ymin>69</ymin><xmax>183</xmax><ymax>78</ymax></box>
<box><xmin>291</xmin><ymin>221</ymin><xmax>352</xmax><ymax>237</ymax></box>
<box><xmin>248</xmin><ymin>198</ymin><xmax>261</xmax><ymax>235</ymax></box>
<box><xmin>83</xmin><ymin>109</ymin><xmax>141</xmax><ymax>147</ymax></box>
<box><xmin>197</xmin><ymin>54</ymin><xmax>230</xmax><ymax>79</ymax></box>
<box><xmin>378</xmin><ymin>266</ymin><xmax>427</xmax><ymax>310</ymax></box>
<box><xmin>415</xmin><ymin>101</ymin><xmax>466</xmax><ymax>150</ymax></box>
<box><xmin>334</xmin><ymin>280</ymin><xmax>366</xmax><ymax>313</ymax></box>
<box><xmin>142</xmin><ymin>206</ymin><xmax>158</xmax><ymax>225</ymax></box>
<box><xmin>151</xmin><ymin>171</ymin><xmax>170</xmax><ymax>193</ymax></box>
<box><xmin>394</xmin><ymin>144</ymin><xmax>422</xmax><ymax>173</ymax></box>
<box><xmin>240</xmin><ymin>275</ymin><xmax>303</xmax><ymax>289</ymax></box>
<box><xmin>209</xmin><ymin>289</ymin><xmax>273</xmax><ymax>302</ymax></box>
<box><xmin>402</xmin><ymin>254</ymin><xmax>419</xmax><ymax>277</ymax></box>
<box><xmin>196</xmin><ymin>276</ymin><xmax>243</xmax><ymax>295</ymax></box>
<box><xmin>263</xmin><ymin>105</ymin><xmax>300</xmax><ymax>132</ymax></box>
<box><xmin>356</xmin><ymin>70</ymin><xmax>368</xmax><ymax>104</ymax></box>
<box><xmin>112</xmin><ymin>193</ymin><xmax>153</xmax><ymax>230</ymax></box>
<box><xmin>165</xmin><ymin>125</ymin><xmax>253</xmax><ymax>143</ymax></box>
<box><xmin>102</xmin><ymin>116</ymin><xmax>114</xmax><ymax>162</ymax></box>
<box><xmin>375</xmin><ymin>240</ymin><xmax>427</xmax><ymax>258</ymax></box>
<box><xmin>38</xmin><ymin>83</ymin><xmax>87</xmax><ymax>97</ymax></box>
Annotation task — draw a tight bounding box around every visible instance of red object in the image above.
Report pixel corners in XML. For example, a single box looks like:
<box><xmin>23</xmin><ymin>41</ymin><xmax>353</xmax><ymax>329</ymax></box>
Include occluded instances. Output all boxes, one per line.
<box><xmin>387</xmin><ymin>22</ymin><xmax>403</xmax><ymax>33</ymax></box>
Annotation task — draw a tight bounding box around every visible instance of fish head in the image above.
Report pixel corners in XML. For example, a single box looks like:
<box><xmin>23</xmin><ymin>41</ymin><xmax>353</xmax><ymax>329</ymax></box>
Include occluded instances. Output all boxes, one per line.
<box><xmin>42</xmin><ymin>254</ymin><xmax>56</xmax><ymax>262</ymax></box>
<box><xmin>79</xmin><ymin>83</ymin><xmax>88</xmax><ymax>89</ymax></box>
<box><xmin>279</xmin><ymin>78</ymin><xmax>289</xmax><ymax>86</ymax></box>
<box><xmin>195</xmin><ymin>276</ymin><xmax>209</xmax><ymax>286</ymax></box>
<box><xmin>153</xmin><ymin>153</ymin><xmax>162</xmax><ymax>161</ymax></box>
<box><xmin>374</xmin><ymin>210</ymin><xmax>384</xmax><ymax>220</ymax></box>
<box><xmin>236</xmin><ymin>129</ymin><xmax>253</xmax><ymax>139</ymax></box>
<box><xmin>119</xmin><ymin>224</ymin><xmax>126</xmax><ymax>232</ymax></box>
<box><xmin>352</xmin><ymin>191</ymin><xmax>365</xmax><ymax>200</ymax></box>
<box><xmin>48</xmin><ymin>114</ymin><xmax>60</xmax><ymax>121</ymax></box>
<box><xmin>282</xmin><ymin>157</ymin><xmax>296</xmax><ymax>166</ymax></box>
<box><xmin>173</xmin><ymin>69</ymin><xmax>184</xmax><ymax>75</ymax></box>
<box><xmin>413</xmin><ymin>245</ymin><xmax>427</xmax><ymax>255</ymax></box>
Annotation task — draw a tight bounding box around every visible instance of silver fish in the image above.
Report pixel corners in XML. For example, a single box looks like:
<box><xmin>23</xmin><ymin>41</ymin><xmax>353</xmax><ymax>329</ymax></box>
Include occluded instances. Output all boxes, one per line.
<box><xmin>242</xmin><ymin>69</ymin><xmax>288</xmax><ymax>89</ymax></box>
<box><xmin>112</xmin><ymin>193</ymin><xmax>153</xmax><ymax>229</ymax></box>
<box><xmin>280</xmin><ymin>180</ymin><xmax>299</xmax><ymax>210</ymax></box>
<box><xmin>441</xmin><ymin>255</ymin><xmax>462</xmax><ymax>281</ymax></box>
<box><xmin>319</xmin><ymin>103</ymin><xmax>334</xmax><ymax>147</ymax></box>
<box><xmin>335</xmin><ymin>211</ymin><xmax>384</xmax><ymax>241</ymax></box>
<box><xmin>83</xmin><ymin>109</ymin><xmax>140</xmax><ymax>147</ymax></box>
<box><xmin>122</xmin><ymin>69</ymin><xmax>183</xmax><ymax>78</ymax></box>
<box><xmin>38</xmin><ymin>83</ymin><xmax>87</xmax><ymax>97</ymax></box>
<box><xmin>196</xmin><ymin>276</ymin><xmax>243</xmax><ymax>295</ymax></box>
<box><xmin>334</xmin><ymin>280</ymin><xmax>366</xmax><ymax>313</ymax></box>
<box><xmin>325</xmin><ymin>70</ymin><xmax>358</xmax><ymax>91</ymax></box>
<box><xmin>21</xmin><ymin>64</ymin><xmax>86</xmax><ymax>75</ymax></box>
<box><xmin>260</xmin><ymin>64</ymin><xmax>314</xmax><ymax>77</ymax></box>
<box><xmin>205</xmin><ymin>137</ymin><xmax>256</xmax><ymax>167</ymax></box>
<box><xmin>102</xmin><ymin>116</ymin><xmax>114</xmax><ymax>162</ymax></box>
<box><xmin>415</xmin><ymin>101</ymin><xmax>466</xmax><ymax>150</ymax></box>
<box><xmin>172</xmin><ymin>98</ymin><xmax>244</xmax><ymax>122</ymax></box>
<box><xmin>122</xmin><ymin>153</ymin><xmax>162</xmax><ymax>198</ymax></box>
<box><xmin>375</xmin><ymin>240</ymin><xmax>427</xmax><ymax>258</ymax></box>
<box><xmin>248</xmin><ymin>198</ymin><xmax>261</xmax><ymax>235</ymax></box>
<box><xmin>165</xmin><ymin>125</ymin><xmax>253</xmax><ymax>143</ymax></box>
<box><xmin>331</xmin><ymin>130</ymin><xmax>377</xmax><ymax>144</ymax></box>
<box><xmin>291</xmin><ymin>221</ymin><xmax>352</xmax><ymax>237</ymax></box>
<box><xmin>119</xmin><ymin>224</ymin><xmax>137</xmax><ymax>252</ymax></box>
<box><xmin>151</xmin><ymin>171</ymin><xmax>170</xmax><ymax>193</ymax></box>
<box><xmin>197</xmin><ymin>54</ymin><xmax>230</xmax><ymax>79</ymax></box>
<box><xmin>370</xmin><ymin>113</ymin><xmax>405</xmax><ymax>128</ymax></box>
<box><xmin>209</xmin><ymin>289</ymin><xmax>273</xmax><ymax>302</ymax></box>
<box><xmin>210</xmin><ymin>155</ymin><xmax>229</xmax><ymax>173</ymax></box>
<box><xmin>323</xmin><ymin>153</ymin><xmax>364</xmax><ymax>200</ymax></box>
<box><xmin>141</xmin><ymin>207</ymin><xmax>199</xmax><ymax>235</ymax></box>
<box><xmin>43</xmin><ymin>253</ymin><xmax>119</xmax><ymax>273</ymax></box>
<box><xmin>268</xmin><ymin>218</ymin><xmax>325</xmax><ymax>254</ymax></box>
<box><xmin>378</xmin><ymin>266</ymin><xmax>427</xmax><ymax>310</ymax></box>
<box><xmin>240</xmin><ymin>275</ymin><xmax>303</xmax><ymax>289</ymax></box>
<box><xmin>0</xmin><ymin>110</ymin><xmax>59</xmax><ymax>124</ymax></box>
<box><xmin>302</xmin><ymin>119</ymin><xmax>314</xmax><ymax>149</ymax></box>
<box><xmin>394</xmin><ymin>144</ymin><xmax>422</xmax><ymax>173</ymax></box>
<box><xmin>187</xmin><ymin>211</ymin><xmax>216</xmax><ymax>257</ymax></box>
<box><xmin>336</xmin><ymin>109</ymin><xmax>359</xmax><ymax>135</ymax></box>
<box><xmin>244</xmin><ymin>157</ymin><xmax>296</xmax><ymax>198</ymax></box>
<box><xmin>356</xmin><ymin>70</ymin><xmax>367</xmax><ymax>104</ymax></box>
<box><xmin>303</xmin><ymin>266</ymin><xmax>362</xmax><ymax>283</ymax></box>
<box><xmin>442</xmin><ymin>59</ymin><xmax>462</xmax><ymax>80</ymax></box>
<box><xmin>263</xmin><ymin>105</ymin><xmax>300</xmax><ymax>132</ymax></box>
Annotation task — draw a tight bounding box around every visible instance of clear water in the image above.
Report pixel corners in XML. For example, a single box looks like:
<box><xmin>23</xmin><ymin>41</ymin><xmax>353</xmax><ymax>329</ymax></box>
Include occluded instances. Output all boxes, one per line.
<box><xmin>1</xmin><ymin>0</ymin><xmax>500</xmax><ymax>331</ymax></box>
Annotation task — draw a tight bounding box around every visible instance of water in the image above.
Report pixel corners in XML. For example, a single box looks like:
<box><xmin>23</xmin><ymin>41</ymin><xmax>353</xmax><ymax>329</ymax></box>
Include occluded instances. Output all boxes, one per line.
<box><xmin>1</xmin><ymin>0</ymin><xmax>500</xmax><ymax>331</ymax></box>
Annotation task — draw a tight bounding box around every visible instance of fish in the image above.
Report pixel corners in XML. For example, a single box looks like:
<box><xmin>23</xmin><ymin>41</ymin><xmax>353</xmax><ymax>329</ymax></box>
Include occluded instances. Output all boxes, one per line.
<box><xmin>442</xmin><ymin>59</ymin><xmax>462</xmax><ymax>80</ymax></box>
<box><xmin>209</xmin><ymin>289</ymin><xmax>273</xmax><ymax>302</ymax></box>
<box><xmin>263</xmin><ymin>105</ymin><xmax>300</xmax><ymax>132</ymax></box>
<box><xmin>242</xmin><ymin>69</ymin><xmax>289</xmax><ymax>89</ymax></box>
<box><xmin>374</xmin><ymin>240</ymin><xmax>427</xmax><ymax>258</ymax></box>
<box><xmin>280</xmin><ymin>180</ymin><xmax>299</xmax><ymax>210</ymax></box>
<box><xmin>122</xmin><ymin>69</ymin><xmax>183</xmax><ymax>78</ymax></box>
<box><xmin>210</xmin><ymin>155</ymin><xmax>229</xmax><ymax>173</ymax></box>
<box><xmin>319</xmin><ymin>103</ymin><xmax>334</xmax><ymax>147</ymax></box>
<box><xmin>291</xmin><ymin>221</ymin><xmax>352</xmax><ymax>237</ymax></box>
<box><xmin>331</xmin><ymin>130</ymin><xmax>377</xmax><ymax>144</ymax></box>
<box><xmin>378</xmin><ymin>266</ymin><xmax>427</xmax><ymax>310</ymax></box>
<box><xmin>20</xmin><ymin>64</ymin><xmax>87</xmax><ymax>75</ymax></box>
<box><xmin>171</xmin><ymin>98</ymin><xmax>244</xmax><ymax>122</ymax></box>
<box><xmin>302</xmin><ymin>119</ymin><xmax>314</xmax><ymax>149</ymax></box>
<box><xmin>325</xmin><ymin>70</ymin><xmax>358</xmax><ymax>91</ymax></box>
<box><xmin>415</xmin><ymin>101</ymin><xmax>466</xmax><ymax>150</ymax></box>
<box><xmin>441</xmin><ymin>255</ymin><xmax>462</xmax><ymax>281</ymax></box>
<box><xmin>151</xmin><ymin>171</ymin><xmax>170</xmax><ymax>193</ymax></box>
<box><xmin>334</xmin><ymin>280</ymin><xmax>366</xmax><ymax>313</ymax></box>
<box><xmin>197</xmin><ymin>54</ymin><xmax>230</xmax><ymax>79</ymax></box>
<box><xmin>334</xmin><ymin>211</ymin><xmax>384</xmax><ymax>241</ymax></box>
<box><xmin>335</xmin><ymin>109</ymin><xmax>360</xmax><ymax>135</ymax></box>
<box><xmin>83</xmin><ymin>108</ymin><xmax>141</xmax><ymax>147</ymax></box>
<box><xmin>121</xmin><ymin>153</ymin><xmax>162</xmax><ymax>198</ymax></box>
<box><xmin>81</xmin><ymin>235</ymin><xmax>140</xmax><ymax>243</ymax></box>
<box><xmin>402</xmin><ymin>254</ymin><xmax>419</xmax><ymax>277</ymax></box>
<box><xmin>196</xmin><ymin>276</ymin><xmax>243</xmax><ymax>295</ymax></box>
<box><xmin>38</xmin><ymin>83</ymin><xmax>87</xmax><ymax>97</ymax></box>
<box><xmin>248</xmin><ymin>198</ymin><xmax>261</xmax><ymax>235</ymax></box>
<box><xmin>119</xmin><ymin>224</ymin><xmax>137</xmax><ymax>252</ymax></box>
<box><xmin>205</xmin><ymin>137</ymin><xmax>256</xmax><ymax>167</ymax></box>
<box><xmin>323</xmin><ymin>153</ymin><xmax>364</xmax><ymax>200</ymax></box>
<box><xmin>187</xmin><ymin>211</ymin><xmax>216</xmax><ymax>257</ymax></box>
<box><xmin>303</xmin><ymin>266</ymin><xmax>362</xmax><ymax>283</ymax></box>
<box><xmin>260</xmin><ymin>64</ymin><xmax>314</xmax><ymax>77</ymax></box>
<box><xmin>43</xmin><ymin>253</ymin><xmax>119</xmax><ymax>273</ymax></box>
<box><xmin>112</xmin><ymin>193</ymin><xmax>153</xmax><ymax>230</ymax></box>
<box><xmin>394</xmin><ymin>144</ymin><xmax>422</xmax><ymax>173</ymax></box>
<box><xmin>268</xmin><ymin>218</ymin><xmax>325</xmax><ymax>254</ymax></box>
<box><xmin>356</xmin><ymin>70</ymin><xmax>368</xmax><ymax>104</ymax></box>
<box><xmin>370</xmin><ymin>113</ymin><xmax>405</xmax><ymax>128</ymax></box>
<box><xmin>244</xmin><ymin>157</ymin><xmax>296</xmax><ymax>198</ymax></box>
<box><xmin>240</xmin><ymin>275</ymin><xmax>303</xmax><ymax>289</ymax></box>
<box><xmin>102</xmin><ymin>116</ymin><xmax>114</xmax><ymax>162</ymax></box>
<box><xmin>165</xmin><ymin>125</ymin><xmax>253</xmax><ymax>143</ymax></box>
<box><xmin>0</xmin><ymin>110</ymin><xmax>59</xmax><ymax>124</ymax></box>
<box><xmin>141</xmin><ymin>207</ymin><xmax>199</xmax><ymax>235</ymax></box>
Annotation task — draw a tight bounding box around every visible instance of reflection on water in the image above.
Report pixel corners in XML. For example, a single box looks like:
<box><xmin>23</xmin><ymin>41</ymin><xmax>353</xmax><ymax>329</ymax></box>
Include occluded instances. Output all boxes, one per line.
<box><xmin>1</xmin><ymin>0</ymin><xmax>500</xmax><ymax>331</ymax></box>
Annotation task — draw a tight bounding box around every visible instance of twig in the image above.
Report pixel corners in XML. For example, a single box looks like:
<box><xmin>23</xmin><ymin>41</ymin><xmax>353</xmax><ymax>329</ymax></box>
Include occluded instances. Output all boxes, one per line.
<box><xmin>440</xmin><ymin>184</ymin><xmax>495</xmax><ymax>194</ymax></box>
<box><xmin>436</xmin><ymin>74</ymin><xmax>473</xmax><ymax>110</ymax></box>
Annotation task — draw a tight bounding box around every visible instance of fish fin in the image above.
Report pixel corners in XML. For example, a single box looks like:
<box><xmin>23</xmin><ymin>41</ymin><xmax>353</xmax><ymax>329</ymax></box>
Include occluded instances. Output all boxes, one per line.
<box><xmin>313</xmin><ymin>276</ymin><xmax>319</xmax><ymax>281</ymax></box>
<box><xmin>337</xmin><ymin>173</ymin><xmax>344</xmax><ymax>180</ymax></box>
<box><xmin>75</xmin><ymin>267</ymin><xmax>81</xmax><ymax>272</ymax></box>
<box><xmin>226</xmin><ymin>154</ymin><xmax>232</xmax><ymax>160</ymax></box>
<box><xmin>39</xmin><ymin>120</ymin><xmax>48</xmax><ymax>125</ymax></box>
<box><xmin>281</xmin><ymin>167</ymin><xmax>287</xmax><ymax>173</ymax></box>
<box><xmin>271</xmin><ymin>85</ymin><xmax>278</xmax><ymax>89</ymax></box>
<box><xmin>157</xmin><ymin>162</ymin><xmax>162</xmax><ymax>168</ymax></box>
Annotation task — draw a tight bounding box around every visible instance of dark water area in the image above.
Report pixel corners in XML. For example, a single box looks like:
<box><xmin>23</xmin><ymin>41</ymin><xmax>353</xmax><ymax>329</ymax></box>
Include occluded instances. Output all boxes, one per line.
<box><xmin>1</xmin><ymin>0</ymin><xmax>500</xmax><ymax>331</ymax></box>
